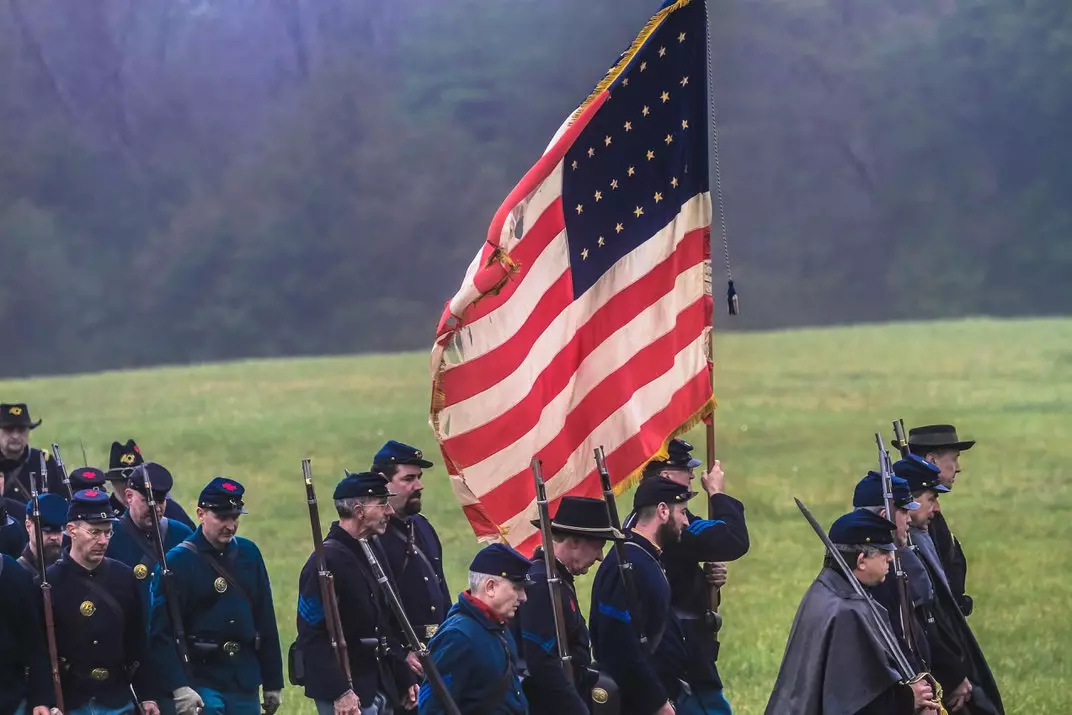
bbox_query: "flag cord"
[704,0,738,316]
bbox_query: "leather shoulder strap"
[177,541,257,613]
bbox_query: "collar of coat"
[460,590,507,627]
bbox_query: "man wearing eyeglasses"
[47,489,161,715]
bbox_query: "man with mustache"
[149,478,284,715]
[590,478,694,715]
[106,463,194,626]
[48,489,161,715]
[513,496,622,715]
[105,440,196,530]
[419,543,533,715]
[17,492,67,578]
[296,471,419,715]
[371,441,452,677]
[0,403,63,504]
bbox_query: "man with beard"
[297,471,418,715]
[0,404,63,504]
[513,496,621,715]
[904,425,975,617]
[419,543,532,715]
[590,478,693,715]
[17,492,68,578]
[894,456,1004,715]
[0,551,56,715]
[48,489,160,715]
[764,509,939,715]
[149,478,283,715]
[106,463,193,626]
[0,469,29,558]
[625,439,749,715]
[105,440,195,530]
[372,441,452,677]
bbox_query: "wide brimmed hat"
[0,403,41,429]
[904,424,975,452]
[530,496,623,540]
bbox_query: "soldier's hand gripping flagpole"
[593,446,649,650]
[301,459,353,688]
[531,458,574,682]
[49,442,74,499]
[29,463,64,713]
[358,537,462,715]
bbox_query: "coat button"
[431,606,436,613]
[423,577,429,582]
[229,619,235,624]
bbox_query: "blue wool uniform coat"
[0,554,53,715]
[296,523,415,706]
[46,553,157,709]
[0,497,28,559]
[625,492,750,690]
[512,549,593,715]
[419,593,527,715]
[591,531,688,715]
[376,515,452,638]
[106,513,193,628]
[0,448,64,505]
[149,527,284,695]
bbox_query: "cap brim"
[205,506,248,516]
[686,457,702,469]
[901,500,921,511]
[933,484,951,493]
[874,543,897,552]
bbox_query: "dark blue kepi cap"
[853,472,920,511]
[633,477,696,510]
[68,489,116,523]
[69,467,108,492]
[829,509,896,551]
[649,438,702,471]
[27,493,69,531]
[372,440,434,470]
[469,543,533,584]
[892,455,950,494]
[334,471,395,500]
[128,463,174,498]
[198,477,247,516]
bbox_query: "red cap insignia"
[85,490,99,497]
[222,482,238,492]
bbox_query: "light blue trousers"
[195,687,261,715]
[677,687,732,715]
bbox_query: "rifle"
[874,433,917,661]
[301,458,352,687]
[593,446,648,650]
[359,537,462,715]
[138,463,195,680]
[29,465,64,712]
[530,458,573,682]
[50,442,74,499]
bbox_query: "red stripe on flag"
[475,299,709,526]
[441,227,707,460]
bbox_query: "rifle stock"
[531,458,574,682]
[50,442,74,499]
[138,463,195,680]
[593,447,648,650]
[29,466,64,712]
[302,459,353,687]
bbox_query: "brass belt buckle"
[90,667,110,681]
[223,641,241,656]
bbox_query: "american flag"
[430,0,714,551]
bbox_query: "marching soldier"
[49,489,160,715]
[1,552,56,715]
[903,425,975,616]
[106,463,193,624]
[625,439,749,715]
[296,471,418,715]
[70,467,109,494]
[105,440,195,530]
[591,478,694,715]
[0,403,63,504]
[372,440,452,676]
[419,543,531,715]
[17,492,68,578]
[514,496,621,715]
[0,482,29,558]
[894,457,1004,714]
[149,477,283,715]
[764,509,939,714]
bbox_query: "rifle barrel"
[50,442,74,499]
[29,468,64,711]
[531,458,574,682]
[359,537,462,715]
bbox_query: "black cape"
[765,568,911,715]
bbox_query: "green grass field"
[6,317,1070,714]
